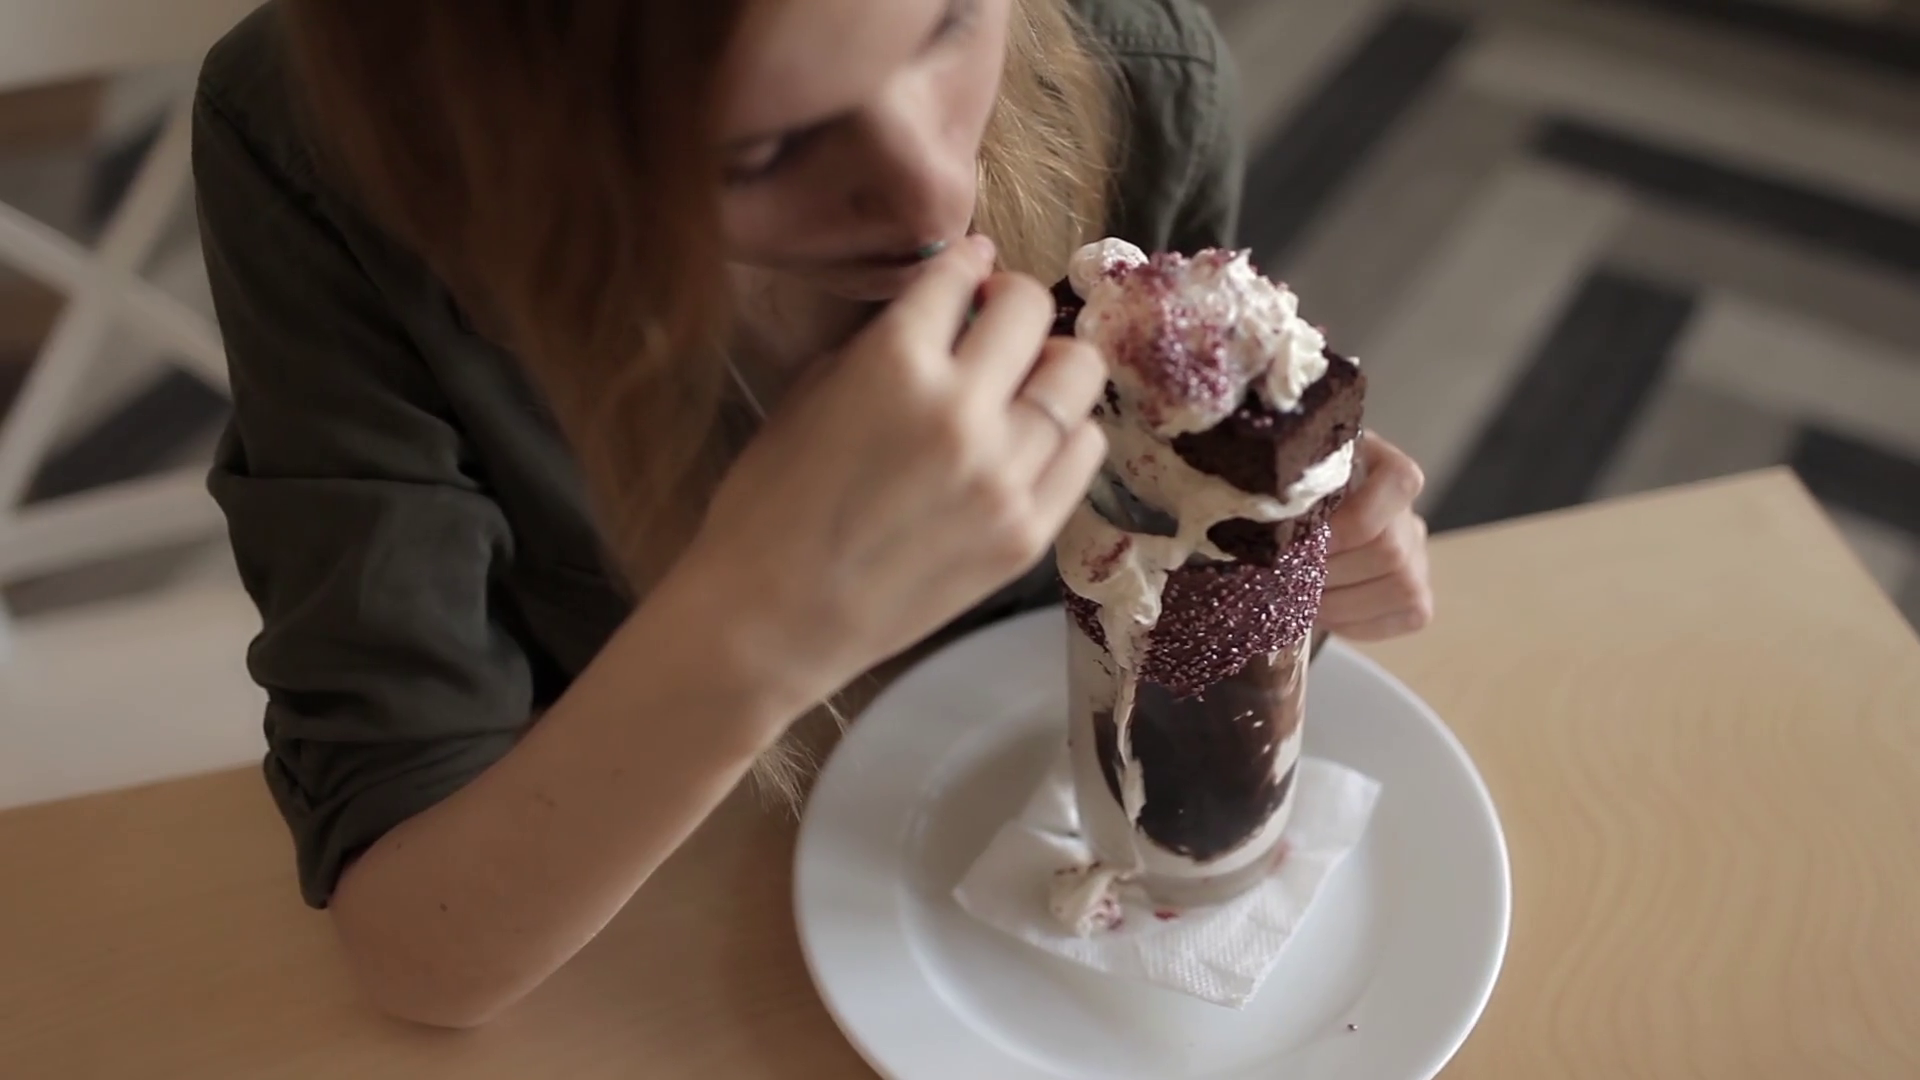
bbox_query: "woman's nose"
[842,100,972,241]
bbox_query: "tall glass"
[1065,619,1309,908]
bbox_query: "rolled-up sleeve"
[195,89,533,908]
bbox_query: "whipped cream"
[1048,863,1126,936]
[1100,415,1356,562]
[1067,237,1150,297]
[1072,245,1328,437]
[1055,502,1184,671]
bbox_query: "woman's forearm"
[327,560,824,1028]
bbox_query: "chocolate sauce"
[1090,640,1308,863]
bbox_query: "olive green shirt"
[196,0,1243,907]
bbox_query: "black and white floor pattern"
[1209,0,1920,629]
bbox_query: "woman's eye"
[721,138,791,182]
[725,138,793,186]
[934,0,979,42]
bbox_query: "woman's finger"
[1328,433,1425,555]
[1004,338,1108,480]
[1329,607,1435,642]
[1317,584,1433,636]
[1326,512,1427,588]
[1029,422,1109,532]
[1318,579,1406,628]
[871,236,997,361]
[956,271,1058,403]
[1317,555,1433,629]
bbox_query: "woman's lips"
[837,235,965,272]
[843,248,940,270]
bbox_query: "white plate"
[796,608,1510,1080]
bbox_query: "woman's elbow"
[329,897,524,1030]
[359,980,510,1031]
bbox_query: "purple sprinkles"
[1067,520,1331,698]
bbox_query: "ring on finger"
[1019,393,1075,441]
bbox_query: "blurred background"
[1,0,1916,808]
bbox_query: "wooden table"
[4,470,1919,1078]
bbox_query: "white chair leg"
[0,98,198,508]
[0,298,117,509]
[0,194,227,391]
[0,90,229,599]
[0,466,223,584]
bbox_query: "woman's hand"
[1320,433,1434,641]
[684,236,1108,699]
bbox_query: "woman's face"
[717,0,1011,301]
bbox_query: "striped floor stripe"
[1534,118,1920,277]
[1677,296,1920,463]
[1454,23,1920,216]
[1223,0,1400,145]
[1607,202,1920,359]
[1595,378,1797,501]
[1283,83,1534,346]
[1356,163,1630,503]
[1240,7,1471,267]
[1596,0,1920,76]
[1792,428,1920,538]
[1430,268,1697,530]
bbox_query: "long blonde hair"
[286,0,1116,797]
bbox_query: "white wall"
[0,0,260,95]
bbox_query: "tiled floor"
[1211,0,1920,629]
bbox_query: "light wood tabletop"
[3,469,1918,1079]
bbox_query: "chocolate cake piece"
[1171,352,1367,498]
[1053,275,1366,568]
[1050,277,1083,337]
[1207,496,1337,565]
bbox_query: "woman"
[195,0,1432,1027]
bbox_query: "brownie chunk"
[1054,277,1365,567]
[1207,496,1338,565]
[1171,353,1366,496]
